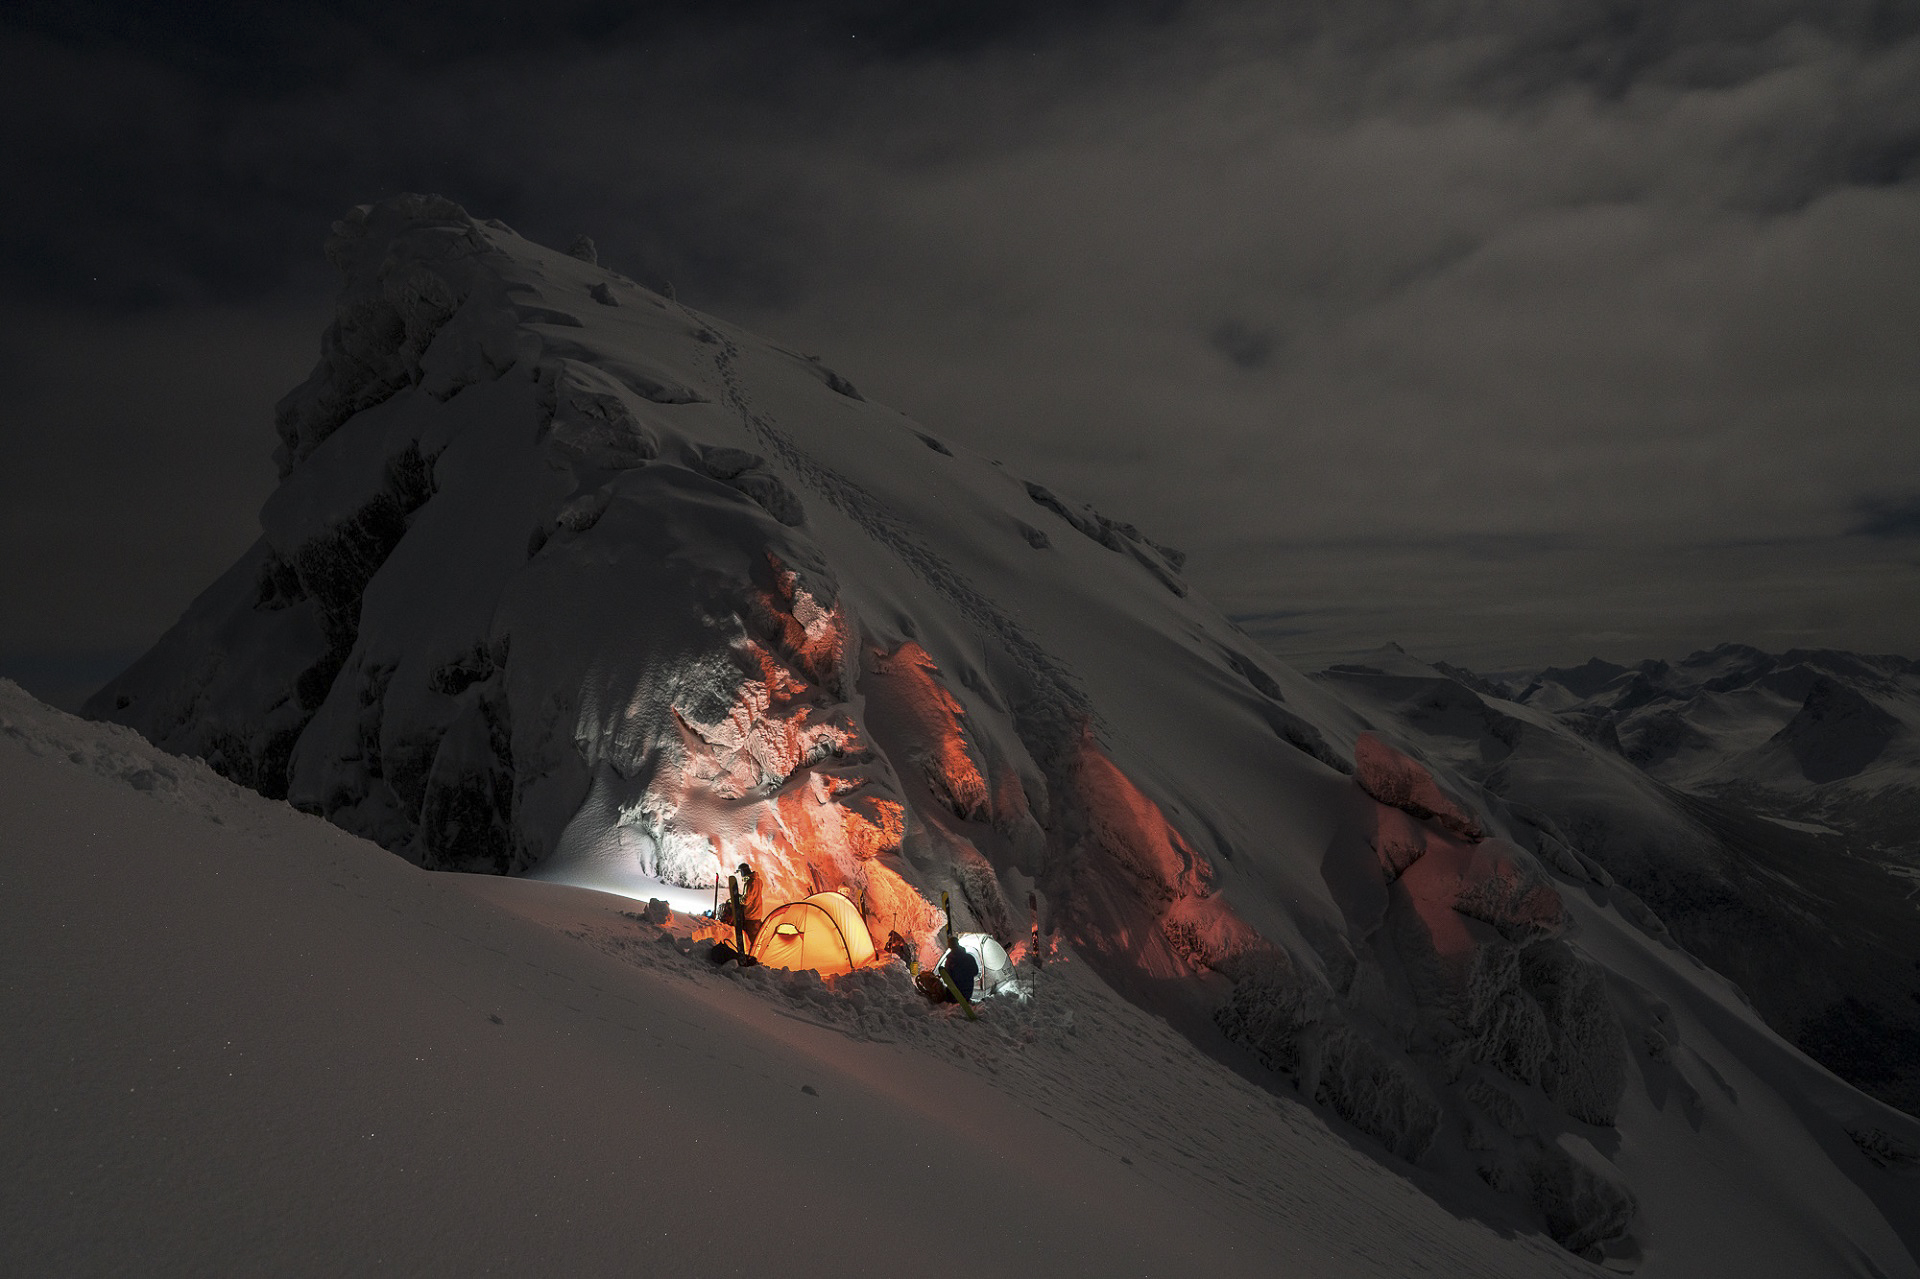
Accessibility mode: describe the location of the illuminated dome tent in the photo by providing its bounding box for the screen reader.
[953,932,1017,997]
[751,891,877,976]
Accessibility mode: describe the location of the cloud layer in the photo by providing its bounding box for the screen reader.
[4,0,1916,700]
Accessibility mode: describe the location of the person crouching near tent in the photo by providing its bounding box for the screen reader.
[914,936,979,1004]
[944,938,979,1000]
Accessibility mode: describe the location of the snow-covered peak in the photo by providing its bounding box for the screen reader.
[84,197,1920,1270]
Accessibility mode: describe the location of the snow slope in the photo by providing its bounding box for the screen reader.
[10,681,1920,1276]
[6,680,1594,1278]
[73,197,1920,1271]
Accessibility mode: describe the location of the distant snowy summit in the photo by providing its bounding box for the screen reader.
[83,192,1246,947]
[87,197,1920,1271]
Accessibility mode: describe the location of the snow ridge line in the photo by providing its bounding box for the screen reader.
[676,305,1098,734]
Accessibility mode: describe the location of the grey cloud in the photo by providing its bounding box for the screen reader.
[1208,319,1278,370]
[1853,496,1920,539]
[1224,537,1920,670]
[3,0,1917,682]
[0,304,319,660]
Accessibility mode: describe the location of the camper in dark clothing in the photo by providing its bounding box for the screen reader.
[737,862,764,934]
[942,941,980,1001]
[721,862,765,941]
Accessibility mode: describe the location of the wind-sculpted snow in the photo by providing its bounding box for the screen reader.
[1023,481,1189,596]
[1217,753,1634,1246]
[273,197,472,474]
[1216,950,1446,1162]
[83,198,1920,1273]
[1058,732,1261,979]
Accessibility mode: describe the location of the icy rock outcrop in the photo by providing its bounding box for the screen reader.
[1213,761,1635,1253]
[1386,827,1627,1125]
[864,643,990,822]
[1353,733,1485,841]
[691,443,805,527]
[951,843,1017,943]
[545,362,659,470]
[1052,730,1263,981]
[91,197,938,941]
[521,499,929,939]
[1464,939,1627,1126]
[277,196,486,475]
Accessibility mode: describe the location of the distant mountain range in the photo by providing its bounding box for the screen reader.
[1523,645,1920,820]
[1319,643,1920,1116]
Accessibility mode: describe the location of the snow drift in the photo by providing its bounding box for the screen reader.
[86,196,1920,1272]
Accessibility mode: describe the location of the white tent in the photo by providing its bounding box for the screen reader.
[955,932,1019,997]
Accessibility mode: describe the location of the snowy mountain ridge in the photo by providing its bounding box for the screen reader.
[1316,643,1920,1118]
[1517,641,1920,807]
[80,195,1920,1273]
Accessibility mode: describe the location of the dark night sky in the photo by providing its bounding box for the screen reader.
[3,1,1917,708]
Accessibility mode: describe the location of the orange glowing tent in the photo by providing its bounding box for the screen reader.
[750,891,876,976]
